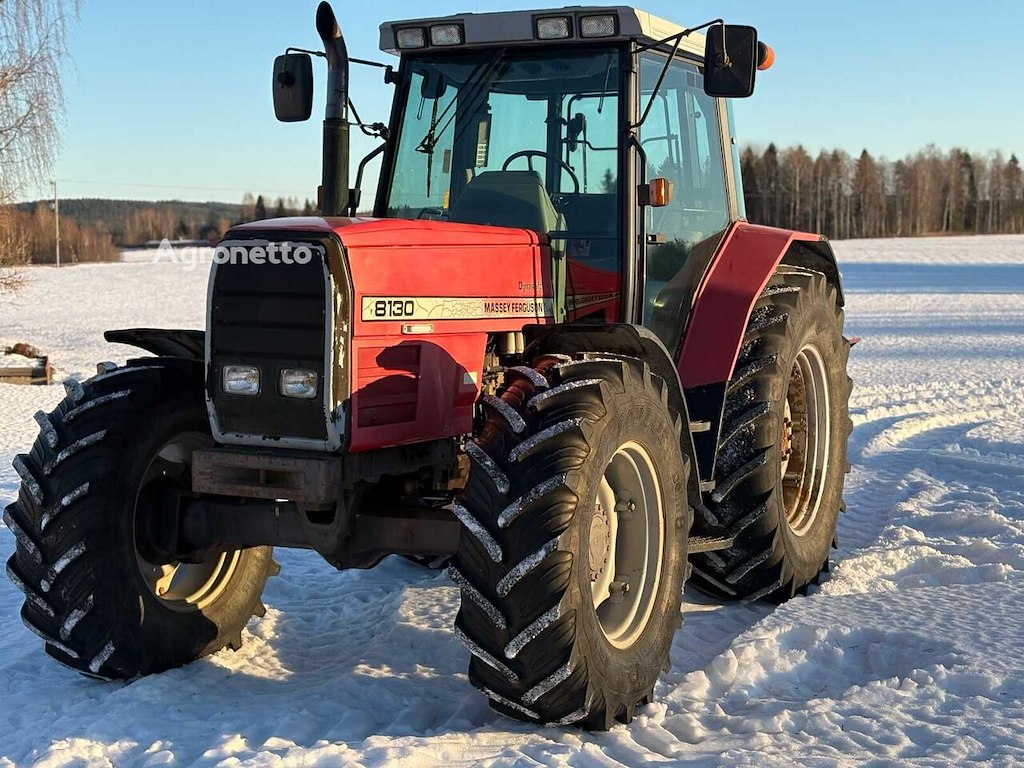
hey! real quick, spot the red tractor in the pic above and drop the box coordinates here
[5,4,851,729]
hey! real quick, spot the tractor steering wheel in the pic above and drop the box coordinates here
[501,150,580,194]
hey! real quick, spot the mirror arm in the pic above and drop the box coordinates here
[633,17,722,54]
[348,143,388,216]
[351,56,397,84]
[628,19,721,130]
[288,48,396,84]
[347,98,389,139]
[287,46,325,58]
[629,35,683,130]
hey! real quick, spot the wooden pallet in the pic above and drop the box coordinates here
[0,356,52,385]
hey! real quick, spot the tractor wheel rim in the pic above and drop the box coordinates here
[134,433,241,612]
[782,344,831,536]
[590,441,664,650]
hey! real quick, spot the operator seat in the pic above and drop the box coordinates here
[448,170,562,234]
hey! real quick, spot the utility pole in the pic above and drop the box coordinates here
[52,180,61,268]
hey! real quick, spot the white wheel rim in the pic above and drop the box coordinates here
[134,433,241,612]
[589,441,665,649]
[781,344,832,536]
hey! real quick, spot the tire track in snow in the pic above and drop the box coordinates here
[840,378,1024,553]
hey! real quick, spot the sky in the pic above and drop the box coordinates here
[19,0,1024,204]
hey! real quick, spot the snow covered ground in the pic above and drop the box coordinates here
[1,234,1022,766]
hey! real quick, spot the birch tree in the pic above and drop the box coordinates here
[0,0,78,290]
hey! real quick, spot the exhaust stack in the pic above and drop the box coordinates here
[316,2,350,217]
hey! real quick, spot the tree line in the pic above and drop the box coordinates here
[1,204,121,265]
[740,144,1024,239]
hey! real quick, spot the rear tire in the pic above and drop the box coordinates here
[451,356,691,728]
[4,359,274,678]
[689,270,852,601]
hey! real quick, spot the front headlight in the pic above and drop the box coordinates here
[280,368,319,399]
[223,365,260,396]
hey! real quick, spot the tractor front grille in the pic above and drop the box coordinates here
[207,240,331,444]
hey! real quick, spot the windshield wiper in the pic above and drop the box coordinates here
[416,50,505,157]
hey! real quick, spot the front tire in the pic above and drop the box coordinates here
[452,356,691,728]
[4,359,274,678]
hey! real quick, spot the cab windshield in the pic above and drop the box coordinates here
[381,48,622,262]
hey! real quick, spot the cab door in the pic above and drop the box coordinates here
[636,52,733,353]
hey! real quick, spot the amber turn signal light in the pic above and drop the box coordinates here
[757,42,775,71]
[649,178,673,207]
[638,177,674,208]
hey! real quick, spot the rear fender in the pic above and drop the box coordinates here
[676,222,840,490]
[780,238,844,306]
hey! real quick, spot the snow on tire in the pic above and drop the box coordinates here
[4,358,274,679]
[451,356,691,729]
[690,270,853,601]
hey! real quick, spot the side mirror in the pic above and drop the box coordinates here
[273,53,314,122]
[703,24,758,98]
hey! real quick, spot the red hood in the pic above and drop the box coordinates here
[228,216,543,249]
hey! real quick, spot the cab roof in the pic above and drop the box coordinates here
[379,6,706,58]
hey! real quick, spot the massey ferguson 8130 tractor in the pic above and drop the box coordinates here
[5,4,851,728]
